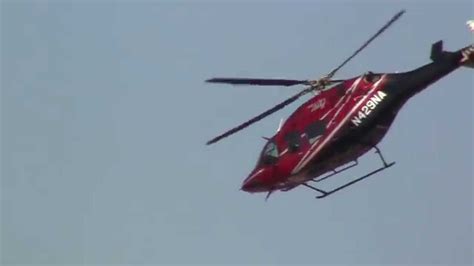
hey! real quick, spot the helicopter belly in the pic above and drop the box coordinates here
[283,117,395,189]
[324,120,394,169]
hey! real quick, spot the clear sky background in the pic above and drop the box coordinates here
[1,1,473,265]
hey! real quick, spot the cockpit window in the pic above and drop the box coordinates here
[259,140,279,165]
[306,121,326,144]
[284,131,301,152]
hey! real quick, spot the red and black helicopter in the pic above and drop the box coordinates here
[206,10,474,199]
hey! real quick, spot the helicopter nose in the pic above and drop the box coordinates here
[241,168,272,192]
[241,178,262,192]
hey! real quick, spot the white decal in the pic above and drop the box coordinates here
[308,98,326,112]
[351,90,387,126]
[460,45,474,63]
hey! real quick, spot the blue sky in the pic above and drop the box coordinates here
[2,1,472,265]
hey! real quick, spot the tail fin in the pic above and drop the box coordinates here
[430,40,446,62]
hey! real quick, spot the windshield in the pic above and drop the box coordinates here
[258,140,279,166]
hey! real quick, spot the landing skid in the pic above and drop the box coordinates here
[302,146,395,199]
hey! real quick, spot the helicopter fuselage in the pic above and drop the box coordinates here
[241,42,474,194]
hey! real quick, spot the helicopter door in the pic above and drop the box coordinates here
[305,121,326,145]
[284,131,301,153]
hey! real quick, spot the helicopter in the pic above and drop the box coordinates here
[206,10,474,199]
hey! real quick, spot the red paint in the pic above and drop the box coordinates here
[241,75,391,192]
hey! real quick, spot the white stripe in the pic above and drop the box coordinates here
[292,77,363,172]
[244,168,264,183]
[321,96,343,120]
[321,79,360,120]
[292,75,386,174]
[280,148,289,156]
[326,78,363,128]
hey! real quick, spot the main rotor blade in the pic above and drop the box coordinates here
[206,88,312,145]
[327,9,405,79]
[206,78,309,87]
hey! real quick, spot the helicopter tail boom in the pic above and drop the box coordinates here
[430,40,474,68]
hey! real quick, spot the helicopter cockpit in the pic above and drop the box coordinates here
[258,139,279,166]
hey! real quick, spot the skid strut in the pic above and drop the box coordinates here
[303,145,395,199]
[312,159,359,183]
